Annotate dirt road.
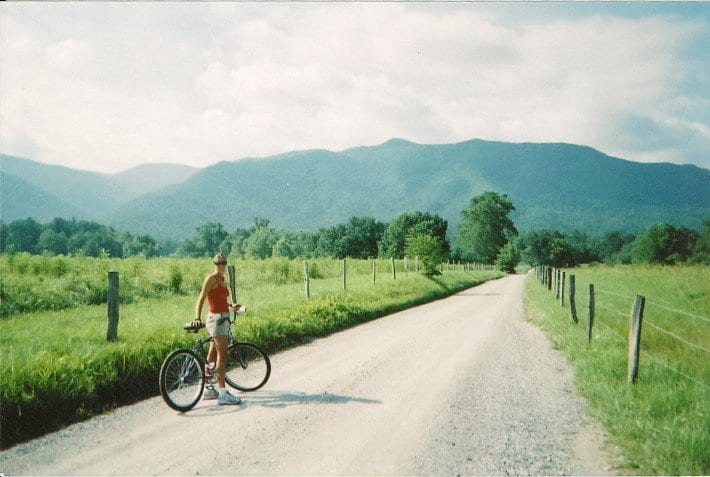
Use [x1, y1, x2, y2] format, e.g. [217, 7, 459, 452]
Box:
[1, 274, 613, 475]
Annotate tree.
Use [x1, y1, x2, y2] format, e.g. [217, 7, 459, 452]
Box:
[632, 223, 699, 264]
[5, 218, 42, 253]
[244, 225, 277, 259]
[317, 216, 385, 259]
[594, 231, 636, 264]
[496, 242, 521, 274]
[406, 233, 446, 277]
[458, 191, 517, 264]
[689, 218, 710, 264]
[516, 229, 576, 267]
[37, 229, 69, 255]
[380, 212, 449, 259]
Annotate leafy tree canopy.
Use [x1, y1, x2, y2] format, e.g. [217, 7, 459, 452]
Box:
[458, 191, 517, 264]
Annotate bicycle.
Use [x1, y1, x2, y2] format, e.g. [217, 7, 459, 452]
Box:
[158, 313, 271, 411]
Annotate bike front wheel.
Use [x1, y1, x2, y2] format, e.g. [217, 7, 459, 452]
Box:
[159, 348, 205, 412]
[225, 342, 271, 391]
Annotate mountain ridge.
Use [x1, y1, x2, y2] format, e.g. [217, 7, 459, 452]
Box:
[2, 139, 707, 240]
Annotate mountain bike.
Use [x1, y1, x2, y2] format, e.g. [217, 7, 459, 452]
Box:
[158, 313, 271, 412]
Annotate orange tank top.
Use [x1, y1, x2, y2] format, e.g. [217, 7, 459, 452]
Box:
[207, 282, 230, 314]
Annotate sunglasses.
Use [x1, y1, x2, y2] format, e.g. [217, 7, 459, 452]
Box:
[214, 262, 228, 266]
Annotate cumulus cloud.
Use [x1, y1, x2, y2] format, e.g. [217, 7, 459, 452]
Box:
[0, 3, 707, 172]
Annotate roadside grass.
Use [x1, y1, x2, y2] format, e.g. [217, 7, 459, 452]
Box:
[0, 257, 503, 448]
[525, 264, 709, 475]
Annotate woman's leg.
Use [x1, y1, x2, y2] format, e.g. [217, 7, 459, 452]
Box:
[213, 334, 228, 389]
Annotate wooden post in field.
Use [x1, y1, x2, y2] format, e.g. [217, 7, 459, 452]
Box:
[628, 295, 646, 384]
[405, 256, 409, 275]
[587, 284, 595, 342]
[560, 271, 566, 306]
[304, 261, 310, 299]
[343, 258, 347, 291]
[415, 256, 419, 273]
[569, 274, 578, 323]
[555, 269, 561, 299]
[547, 267, 553, 290]
[392, 257, 396, 280]
[106, 271, 119, 341]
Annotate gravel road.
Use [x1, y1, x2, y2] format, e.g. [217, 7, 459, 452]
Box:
[1, 274, 613, 476]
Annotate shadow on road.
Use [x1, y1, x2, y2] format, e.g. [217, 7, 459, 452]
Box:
[179, 390, 380, 417]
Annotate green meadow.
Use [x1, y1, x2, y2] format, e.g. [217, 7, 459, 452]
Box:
[525, 264, 709, 475]
[0, 254, 503, 448]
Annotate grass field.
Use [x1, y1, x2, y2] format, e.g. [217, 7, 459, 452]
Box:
[0, 254, 503, 448]
[525, 264, 709, 475]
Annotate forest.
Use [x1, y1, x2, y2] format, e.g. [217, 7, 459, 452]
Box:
[1, 191, 708, 268]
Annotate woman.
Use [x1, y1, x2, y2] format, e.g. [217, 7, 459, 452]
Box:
[193, 253, 242, 405]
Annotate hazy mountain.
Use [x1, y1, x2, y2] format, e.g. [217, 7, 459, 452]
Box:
[2, 139, 708, 240]
[107, 139, 708, 239]
[0, 154, 197, 222]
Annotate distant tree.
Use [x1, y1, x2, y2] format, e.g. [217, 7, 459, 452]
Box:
[380, 211, 449, 259]
[37, 229, 69, 255]
[594, 231, 636, 264]
[406, 233, 446, 277]
[195, 222, 229, 256]
[272, 233, 295, 259]
[496, 242, 521, 274]
[124, 234, 160, 258]
[689, 218, 710, 264]
[244, 225, 277, 259]
[4, 218, 42, 253]
[516, 229, 576, 267]
[0, 221, 8, 253]
[458, 191, 517, 264]
[317, 217, 385, 259]
[632, 223, 698, 264]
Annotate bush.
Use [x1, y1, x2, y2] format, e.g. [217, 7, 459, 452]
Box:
[496, 242, 521, 274]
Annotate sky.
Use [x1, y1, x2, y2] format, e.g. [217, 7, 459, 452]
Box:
[1, 2, 709, 174]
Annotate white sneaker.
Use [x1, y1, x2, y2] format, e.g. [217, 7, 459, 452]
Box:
[218, 390, 242, 405]
[203, 386, 219, 400]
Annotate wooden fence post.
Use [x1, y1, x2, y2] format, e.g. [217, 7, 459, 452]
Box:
[587, 284, 595, 343]
[415, 256, 419, 273]
[628, 295, 646, 384]
[372, 260, 376, 284]
[569, 274, 578, 323]
[304, 261, 310, 299]
[547, 267, 553, 290]
[106, 271, 119, 341]
[343, 258, 347, 291]
[392, 257, 396, 280]
[561, 271, 566, 306]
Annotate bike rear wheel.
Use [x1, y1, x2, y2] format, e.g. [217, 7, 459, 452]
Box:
[225, 342, 271, 391]
[159, 348, 205, 411]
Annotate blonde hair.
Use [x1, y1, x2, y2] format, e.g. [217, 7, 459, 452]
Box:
[213, 253, 227, 265]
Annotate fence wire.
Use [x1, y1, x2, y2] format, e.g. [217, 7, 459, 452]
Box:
[644, 321, 710, 354]
[536, 267, 709, 389]
[646, 299, 710, 323]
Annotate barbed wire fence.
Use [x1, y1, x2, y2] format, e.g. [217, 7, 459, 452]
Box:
[534, 266, 709, 389]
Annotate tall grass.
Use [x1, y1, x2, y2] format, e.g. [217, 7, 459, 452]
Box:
[0, 255, 503, 448]
[525, 264, 709, 475]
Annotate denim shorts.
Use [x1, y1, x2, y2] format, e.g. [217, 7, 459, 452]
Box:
[206, 312, 230, 337]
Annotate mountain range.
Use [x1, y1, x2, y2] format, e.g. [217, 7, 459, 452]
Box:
[1, 138, 708, 241]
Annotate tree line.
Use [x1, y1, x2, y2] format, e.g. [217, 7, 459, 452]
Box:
[2, 192, 708, 273]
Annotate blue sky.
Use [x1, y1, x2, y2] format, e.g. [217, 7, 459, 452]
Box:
[1, 2, 708, 173]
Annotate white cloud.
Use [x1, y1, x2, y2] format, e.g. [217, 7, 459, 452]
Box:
[1, 3, 707, 172]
